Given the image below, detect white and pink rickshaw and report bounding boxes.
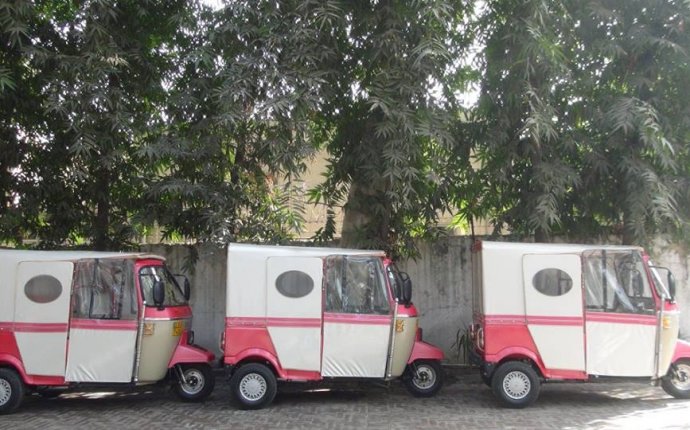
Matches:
[0,250,215,414]
[220,243,445,409]
[470,240,690,408]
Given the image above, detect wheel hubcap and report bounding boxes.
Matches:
[412,365,436,390]
[239,373,267,401]
[671,364,690,390]
[503,371,531,400]
[181,369,204,395]
[0,379,11,406]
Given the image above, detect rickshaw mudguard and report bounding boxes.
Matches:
[407,340,444,364]
[671,339,690,363]
[0,354,27,380]
[486,346,547,376]
[168,342,215,368]
[229,348,287,379]
[0,331,29,383]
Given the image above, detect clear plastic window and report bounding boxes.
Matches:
[72,259,137,320]
[139,265,187,307]
[325,256,390,314]
[583,250,655,314]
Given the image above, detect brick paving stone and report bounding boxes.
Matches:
[1,367,690,430]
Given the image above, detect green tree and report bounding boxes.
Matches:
[470,0,579,242]
[568,0,690,244]
[306,0,475,256]
[1,0,189,249]
[470,0,690,245]
[141,1,325,244]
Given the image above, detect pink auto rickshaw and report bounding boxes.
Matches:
[469,241,690,408]
[0,250,215,414]
[219,243,445,409]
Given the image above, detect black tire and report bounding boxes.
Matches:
[402,360,444,397]
[662,359,690,399]
[491,361,540,408]
[0,368,25,415]
[173,364,215,402]
[229,363,277,409]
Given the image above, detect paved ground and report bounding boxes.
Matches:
[2,368,690,430]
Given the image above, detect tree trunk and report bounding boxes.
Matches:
[93,168,110,250]
[534,227,549,243]
[622,208,635,245]
[340,182,390,250]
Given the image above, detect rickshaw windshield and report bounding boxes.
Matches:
[139,265,187,307]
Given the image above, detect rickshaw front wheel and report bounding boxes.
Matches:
[402,360,444,397]
[173,364,215,402]
[0,368,24,415]
[662,359,690,399]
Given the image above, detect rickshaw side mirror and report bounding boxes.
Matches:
[668,272,676,301]
[153,279,165,310]
[183,278,191,301]
[400,272,412,305]
[175,274,191,301]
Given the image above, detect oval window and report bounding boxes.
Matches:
[532,268,573,297]
[276,270,314,299]
[24,275,63,304]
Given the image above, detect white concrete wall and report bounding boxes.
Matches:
[143,237,690,364]
[398,239,474,364]
[142,244,227,358]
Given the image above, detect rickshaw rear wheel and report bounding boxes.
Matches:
[173,364,215,402]
[662,359,690,399]
[491,361,540,408]
[230,363,277,409]
[402,360,444,397]
[0,368,24,415]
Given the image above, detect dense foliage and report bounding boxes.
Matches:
[2,0,690,253]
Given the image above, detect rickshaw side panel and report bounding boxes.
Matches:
[322,315,390,377]
[65,319,139,382]
[585,315,656,376]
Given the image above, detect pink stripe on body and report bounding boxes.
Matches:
[0,322,69,333]
[70,318,138,331]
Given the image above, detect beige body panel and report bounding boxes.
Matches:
[137,318,188,382]
[388,316,418,378]
[658,311,680,377]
